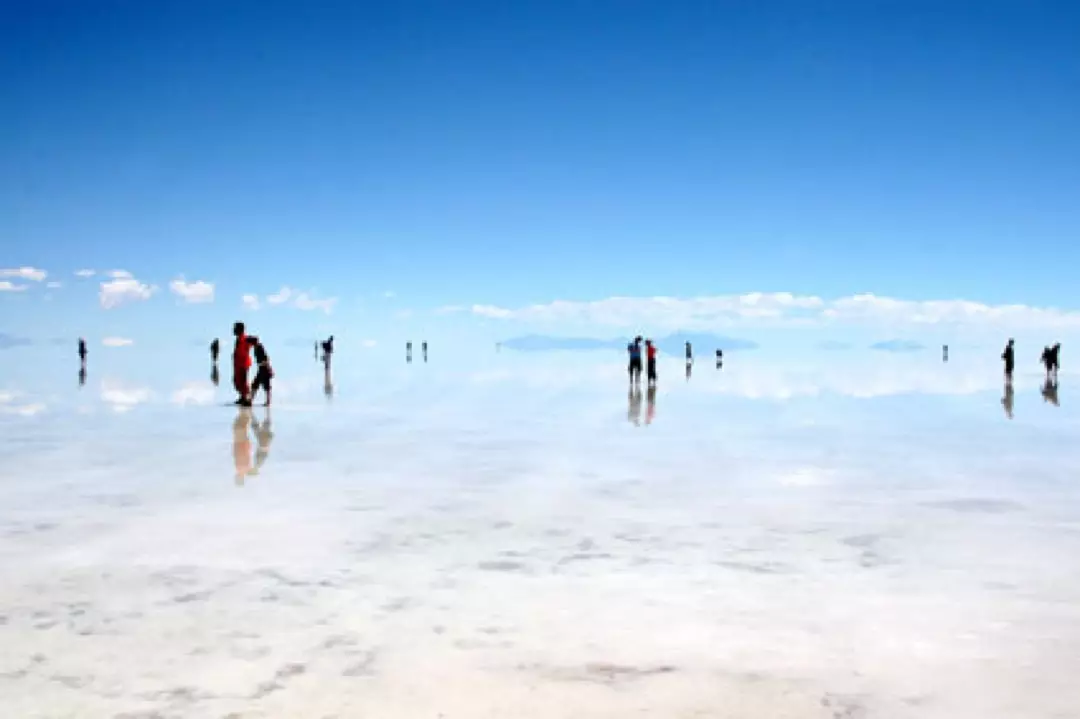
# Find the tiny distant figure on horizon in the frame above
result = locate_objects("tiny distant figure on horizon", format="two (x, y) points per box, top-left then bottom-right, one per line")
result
(627, 385), (643, 426)
(78, 337), (87, 368)
(645, 384), (656, 425)
(943, 344), (949, 362)
(422, 341), (428, 362)
(406, 341), (412, 363)
(249, 337), (274, 407)
(250, 409), (274, 476)
(211, 364), (220, 387)
(645, 339), (658, 386)
(210, 338), (220, 365)
(716, 348), (723, 369)
(1042, 377), (1060, 407)
(685, 341), (693, 364)
(1002, 380), (1015, 420)
(314, 341), (319, 360)
(1002, 339), (1015, 382)
(627, 336), (643, 384)
(232, 407), (253, 485)
(233, 322), (254, 407)
(322, 336), (334, 368)
(1048, 342), (1061, 380)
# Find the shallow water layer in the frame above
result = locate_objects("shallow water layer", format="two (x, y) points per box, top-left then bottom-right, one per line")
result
(1, 350), (1079, 718)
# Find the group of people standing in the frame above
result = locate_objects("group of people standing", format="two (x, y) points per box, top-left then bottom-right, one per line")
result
(211, 322), (273, 407)
(627, 338), (724, 385)
(1001, 339), (1061, 381)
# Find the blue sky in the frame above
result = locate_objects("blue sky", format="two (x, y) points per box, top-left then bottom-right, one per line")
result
(3, 0), (1080, 351)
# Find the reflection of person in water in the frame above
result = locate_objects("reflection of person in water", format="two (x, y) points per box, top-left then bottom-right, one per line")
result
(211, 364), (220, 386)
(685, 359), (692, 381)
(645, 385), (656, 425)
(250, 410), (274, 475)
(943, 344), (949, 362)
(627, 385), (642, 426)
(1002, 380), (1015, 420)
(79, 366), (86, 387)
(232, 407), (254, 485)
(1042, 378), (1060, 406)
(324, 365), (334, 399)
(406, 341), (413, 363)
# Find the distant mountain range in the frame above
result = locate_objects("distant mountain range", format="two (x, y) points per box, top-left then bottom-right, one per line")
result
(500, 332), (759, 354)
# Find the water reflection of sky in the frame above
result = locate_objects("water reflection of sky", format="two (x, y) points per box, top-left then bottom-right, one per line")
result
(1, 349), (1079, 717)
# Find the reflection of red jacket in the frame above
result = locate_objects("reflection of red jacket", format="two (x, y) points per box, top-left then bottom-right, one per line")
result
(233, 335), (252, 370)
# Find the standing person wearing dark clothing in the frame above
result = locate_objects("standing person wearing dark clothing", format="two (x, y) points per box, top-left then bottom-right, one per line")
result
(422, 341), (428, 362)
(78, 338), (87, 366)
(322, 336), (334, 369)
(646, 339), (658, 386)
(406, 341), (412, 363)
(315, 341), (319, 360)
(1041, 346), (1054, 379)
(716, 349), (723, 369)
(210, 338), (220, 364)
(249, 337), (274, 406)
(627, 338), (642, 383)
(943, 344), (949, 362)
(1002, 339), (1015, 382)
(685, 341), (693, 364)
(1049, 342), (1061, 380)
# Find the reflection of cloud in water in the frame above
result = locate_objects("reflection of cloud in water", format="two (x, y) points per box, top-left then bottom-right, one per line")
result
(0, 390), (47, 416)
(99, 379), (152, 412)
(171, 382), (214, 406)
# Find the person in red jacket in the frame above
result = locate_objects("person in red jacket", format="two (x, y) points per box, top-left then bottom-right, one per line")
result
(232, 321), (254, 407)
(645, 339), (658, 386)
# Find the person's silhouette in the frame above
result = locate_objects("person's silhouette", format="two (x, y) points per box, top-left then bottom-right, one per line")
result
(1002, 380), (1015, 420)
(645, 385), (657, 425)
(422, 341), (428, 362)
(79, 366), (86, 387)
(211, 365), (220, 386)
(1002, 339), (1015, 382)
(232, 408), (254, 485)
(685, 360), (692, 381)
(406, 341), (412, 363)
(627, 386), (643, 426)
(324, 365), (334, 399)
(1042, 378), (1060, 407)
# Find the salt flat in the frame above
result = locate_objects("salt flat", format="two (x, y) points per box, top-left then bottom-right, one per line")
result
(1, 348), (1079, 718)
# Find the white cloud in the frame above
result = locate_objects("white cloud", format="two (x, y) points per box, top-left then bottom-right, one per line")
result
(46, 281), (62, 289)
(74, 269), (96, 278)
(435, 305), (466, 315)
(169, 277), (214, 304)
(0, 266), (47, 282)
(0, 401), (47, 417)
(108, 269), (133, 279)
(100, 275), (155, 309)
(466, 292), (1080, 332)
(294, 292), (337, 314)
(171, 382), (215, 406)
(100, 379), (152, 413)
(242, 294), (260, 310)
(266, 286), (293, 305)
(0, 281), (28, 292)
(102, 337), (134, 347)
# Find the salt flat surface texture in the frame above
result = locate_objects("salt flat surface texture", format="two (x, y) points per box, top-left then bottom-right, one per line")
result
(2, 349), (1080, 719)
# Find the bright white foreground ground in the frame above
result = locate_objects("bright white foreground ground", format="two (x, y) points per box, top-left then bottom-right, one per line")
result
(1, 349), (1079, 718)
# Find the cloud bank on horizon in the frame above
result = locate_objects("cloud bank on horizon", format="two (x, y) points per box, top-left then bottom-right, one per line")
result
(449, 292), (1080, 334)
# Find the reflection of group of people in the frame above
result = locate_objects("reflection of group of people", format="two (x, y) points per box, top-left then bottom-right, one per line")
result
(627, 384), (657, 426)
(232, 407), (274, 485)
(1000, 338), (1062, 419)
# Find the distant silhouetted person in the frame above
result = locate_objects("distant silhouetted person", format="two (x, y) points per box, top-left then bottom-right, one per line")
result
(1041, 345), (1053, 378)
(627, 337), (642, 383)
(645, 339), (658, 386)
(645, 384), (656, 425)
(422, 341), (428, 362)
(249, 337), (274, 406)
(1042, 377), (1060, 407)
(78, 338), (87, 367)
(1049, 342), (1061, 380)
(210, 338), (220, 364)
(1002, 339), (1015, 381)
(716, 348), (723, 369)
(1002, 380), (1015, 420)
(627, 385), (642, 426)
(943, 344), (949, 362)
(314, 341), (319, 360)
(406, 341), (412, 363)
(322, 336), (334, 368)
(685, 341), (693, 364)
